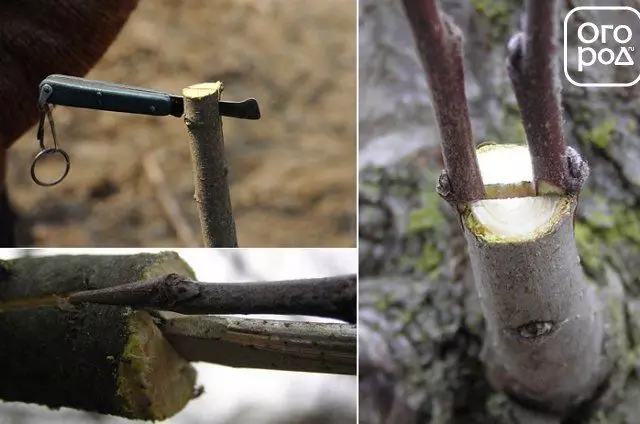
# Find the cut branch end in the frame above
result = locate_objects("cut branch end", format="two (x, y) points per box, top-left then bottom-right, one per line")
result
(182, 80), (237, 247)
(182, 82), (223, 100)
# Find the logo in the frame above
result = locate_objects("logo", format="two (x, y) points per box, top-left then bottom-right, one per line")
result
(564, 6), (640, 87)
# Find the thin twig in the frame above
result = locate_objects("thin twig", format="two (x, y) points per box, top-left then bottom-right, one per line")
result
(402, 0), (485, 204)
(143, 149), (200, 246)
(160, 315), (356, 375)
(183, 82), (238, 247)
(67, 273), (356, 323)
(507, 0), (576, 195)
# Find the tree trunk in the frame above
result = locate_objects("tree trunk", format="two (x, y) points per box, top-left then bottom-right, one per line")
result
(359, 0), (640, 422)
(0, 252), (198, 421)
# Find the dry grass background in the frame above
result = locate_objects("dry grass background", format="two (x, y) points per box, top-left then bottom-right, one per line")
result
(8, 0), (356, 247)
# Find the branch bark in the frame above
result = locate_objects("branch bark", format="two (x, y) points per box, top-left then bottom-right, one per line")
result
(61, 273), (356, 323)
(0, 253), (198, 420)
(183, 82), (238, 247)
(0, 255), (356, 381)
(401, 0), (485, 204)
(507, 0), (579, 195)
(160, 315), (356, 375)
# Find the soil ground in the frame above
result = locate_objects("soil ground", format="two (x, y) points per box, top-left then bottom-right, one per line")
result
(8, 0), (356, 247)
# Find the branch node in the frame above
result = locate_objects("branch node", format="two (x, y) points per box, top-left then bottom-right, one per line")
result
(435, 170), (452, 199)
(565, 146), (590, 194)
(402, 0), (485, 204)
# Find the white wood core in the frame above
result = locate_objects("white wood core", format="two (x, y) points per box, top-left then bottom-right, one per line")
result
(471, 144), (561, 238)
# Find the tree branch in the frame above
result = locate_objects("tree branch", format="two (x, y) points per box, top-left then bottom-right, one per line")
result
(64, 273), (356, 324)
(183, 82), (238, 247)
(507, 0), (588, 195)
(0, 253), (357, 419)
(160, 315), (356, 375)
(402, 0), (485, 204)
(0, 253), (198, 420)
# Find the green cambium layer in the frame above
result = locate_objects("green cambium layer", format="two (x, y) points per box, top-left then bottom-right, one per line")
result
(462, 195), (574, 244)
(408, 179), (640, 284)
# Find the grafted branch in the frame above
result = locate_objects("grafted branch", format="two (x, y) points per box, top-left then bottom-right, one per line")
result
(1, 273), (356, 323)
(507, 0), (587, 195)
(401, 0), (485, 204)
(0, 253), (357, 421)
(399, 0), (613, 419)
(63, 273), (356, 323)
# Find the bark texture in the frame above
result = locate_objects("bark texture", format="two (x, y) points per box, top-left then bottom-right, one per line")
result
(359, 0), (640, 422)
(69, 273), (356, 323)
(401, 0), (485, 203)
(183, 82), (238, 247)
(0, 253), (198, 420)
(161, 315), (356, 375)
(506, 0), (568, 194)
(464, 196), (609, 414)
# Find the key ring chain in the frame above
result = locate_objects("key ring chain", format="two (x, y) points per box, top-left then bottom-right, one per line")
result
(30, 148), (70, 187)
(30, 84), (71, 187)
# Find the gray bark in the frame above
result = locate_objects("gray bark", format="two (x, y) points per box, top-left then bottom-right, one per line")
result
(359, 0), (640, 422)
(162, 315), (356, 375)
(464, 199), (609, 414)
(67, 273), (356, 323)
(183, 82), (238, 247)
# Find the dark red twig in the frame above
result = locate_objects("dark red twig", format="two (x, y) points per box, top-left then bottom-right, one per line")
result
(402, 0), (485, 204)
(507, 0), (580, 194)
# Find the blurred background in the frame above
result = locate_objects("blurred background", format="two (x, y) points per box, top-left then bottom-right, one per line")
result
(0, 248), (357, 423)
(7, 0), (356, 247)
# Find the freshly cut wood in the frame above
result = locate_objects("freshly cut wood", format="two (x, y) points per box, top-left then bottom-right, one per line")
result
(462, 144), (611, 414)
(0, 253), (198, 420)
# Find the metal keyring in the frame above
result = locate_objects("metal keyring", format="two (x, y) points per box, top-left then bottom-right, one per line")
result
(30, 147), (71, 187)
